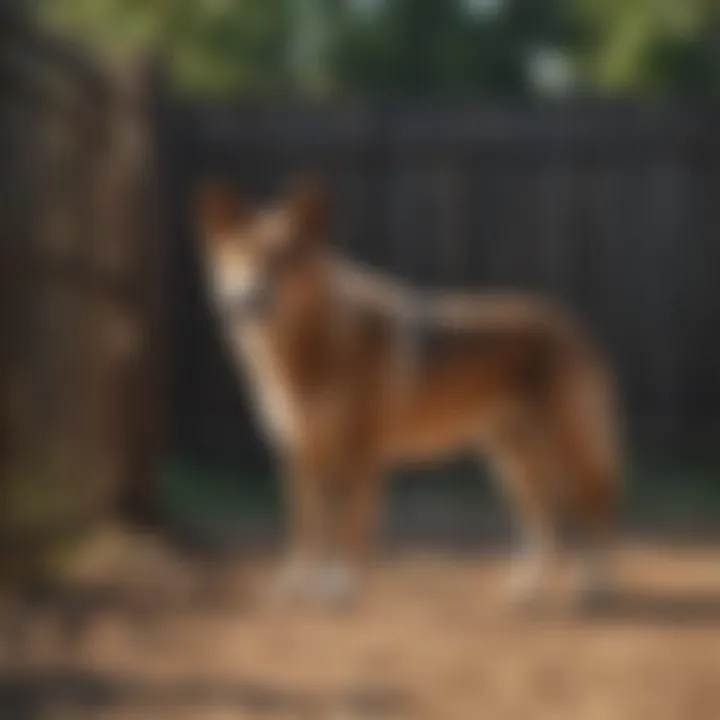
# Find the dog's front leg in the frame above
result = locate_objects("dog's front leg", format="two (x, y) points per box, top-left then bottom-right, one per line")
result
(271, 451), (330, 605)
(312, 464), (382, 606)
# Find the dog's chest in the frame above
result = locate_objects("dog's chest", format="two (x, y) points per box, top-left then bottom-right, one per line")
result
(228, 324), (300, 446)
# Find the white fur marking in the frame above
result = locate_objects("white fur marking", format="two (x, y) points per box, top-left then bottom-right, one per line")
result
(314, 561), (357, 604)
(202, 252), (300, 447)
(235, 327), (299, 446)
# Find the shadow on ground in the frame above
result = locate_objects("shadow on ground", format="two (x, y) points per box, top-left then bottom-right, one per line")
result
(0, 670), (411, 720)
(577, 592), (720, 625)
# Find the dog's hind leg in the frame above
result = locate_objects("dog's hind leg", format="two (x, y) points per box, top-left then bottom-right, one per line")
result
(552, 366), (621, 608)
(561, 445), (618, 608)
(487, 423), (559, 609)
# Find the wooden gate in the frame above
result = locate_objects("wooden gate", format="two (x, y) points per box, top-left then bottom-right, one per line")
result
(0, 6), (167, 568)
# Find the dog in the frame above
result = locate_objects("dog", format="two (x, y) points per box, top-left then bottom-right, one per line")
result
(195, 178), (622, 608)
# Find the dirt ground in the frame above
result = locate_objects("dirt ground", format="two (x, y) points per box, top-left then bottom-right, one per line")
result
(2, 541), (720, 720)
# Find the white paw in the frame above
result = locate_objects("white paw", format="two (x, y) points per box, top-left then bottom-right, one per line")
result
(505, 558), (544, 610)
(268, 557), (316, 605)
(312, 562), (358, 606)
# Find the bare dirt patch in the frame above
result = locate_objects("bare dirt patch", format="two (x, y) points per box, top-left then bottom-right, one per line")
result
(2, 543), (720, 719)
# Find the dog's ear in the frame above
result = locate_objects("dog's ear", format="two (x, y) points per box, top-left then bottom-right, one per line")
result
(196, 180), (245, 241)
(287, 177), (330, 241)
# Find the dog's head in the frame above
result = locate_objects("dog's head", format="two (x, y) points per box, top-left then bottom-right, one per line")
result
(195, 178), (330, 323)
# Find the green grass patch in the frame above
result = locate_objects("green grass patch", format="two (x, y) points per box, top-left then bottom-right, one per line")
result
(160, 454), (280, 529)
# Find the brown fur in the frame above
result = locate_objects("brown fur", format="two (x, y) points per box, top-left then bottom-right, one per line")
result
(196, 180), (621, 604)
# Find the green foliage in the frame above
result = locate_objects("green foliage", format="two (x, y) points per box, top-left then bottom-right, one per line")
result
(37, 0), (293, 96)
(574, 0), (720, 95)
(35, 0), (720, 98)
(332, 0), (584, 96)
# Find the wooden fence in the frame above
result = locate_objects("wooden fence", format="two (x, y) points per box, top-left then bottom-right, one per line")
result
(168, 101), (720, 465)
(0, 6), (166, 564)
(3, 8), (720, 557)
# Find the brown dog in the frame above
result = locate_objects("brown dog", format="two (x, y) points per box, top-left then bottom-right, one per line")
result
(195, 179), (622, 608)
